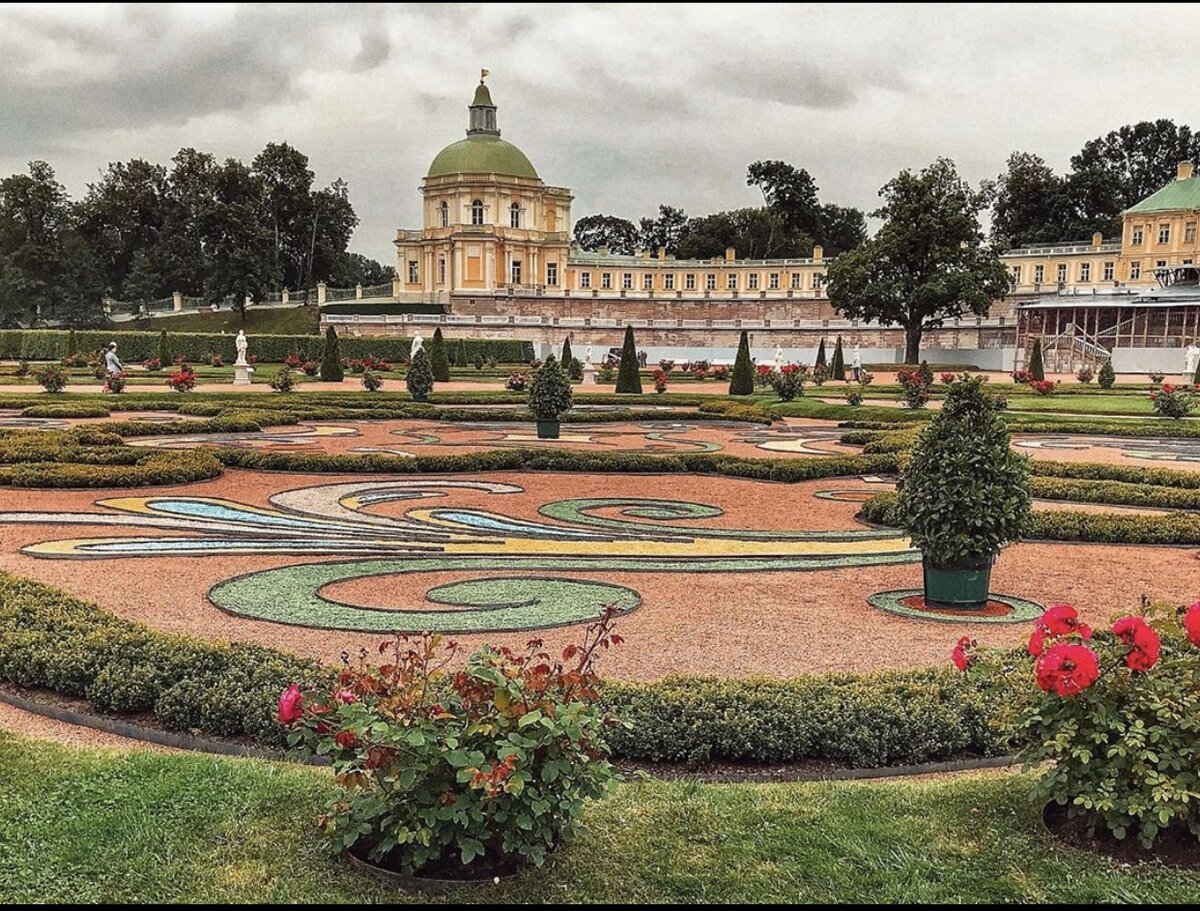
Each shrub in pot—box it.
[270,366,296,393]
[35,364,69,393]
[527,353,572,439]
[1098,359,1115,389]
[405,348,434,402]
[280,611,624,879]
[897,374,1030,608]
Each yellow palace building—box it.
[371,75,1200,372]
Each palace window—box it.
[580,272,591,289]
[643,273,653,291]
[440,201,449,228]
[1132,226,1144,246]
[706,273,716,290]
[408,260,419,283]
[1034,264,1044,284]
[1188,222,1197,243]
[1157,259,1167,269]
[727,274,737,290]
[547,262,558,286]
[813,273,825,289]
[1103,261,1114,281]
[748,273,759,290]
[510,202,521,229]
[471,199,484,225]
[791,273,802,289]
[1130,261,1141,280]
[511,260,522,284]
[1010,265,1021,285]
[1056,263,1068,283]
[769,273,779,289]
[622,272,633,290]
[685,273,696,290]
[438,257,446,285]
[1159,223,1171,244]
[1079,262,1091,282]
[601,272,612,289]
[664,274,675,290]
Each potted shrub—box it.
[897,374,1030,609]
[280,610,624,882]
[527,353,572,439]
[35,364,69,393]
[270,366,295,393]
[361,369,383,392]
[405,347,434,402]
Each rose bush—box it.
[1150,383,1194,419]
[35,364,69,393]
[895,366,931,409]
[768,364,806,402]
[957,600,1200,848]
[103,370,128,395]
[280,608,625,876]
[167,366,197,393]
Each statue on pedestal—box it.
[410,332,424,360]
[773,344,784,372]
[235,330,249,366]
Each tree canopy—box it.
[572,214,639,254]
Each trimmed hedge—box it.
[0,573,1011,767]
[0,329,533,365]
[22,404,112,419]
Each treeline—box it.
[572,160,867,261]
[0,144,393,329]
[989,119,1200,248]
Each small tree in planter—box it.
[320,327,344,382]
[1098,359,1115,389]
[897,374,1030,608]
[614,325,642,394]
[1026,337,1045,381]
[406,348,434,402]
[528,353,572,438]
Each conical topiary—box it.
[406,347,434,400]
[158,330,171,366]
[456,338,468,368]
[615,325,642,394]
[815,338,827,369]
[561,336,574,372]
[1027,337,1045,381]
[528,353,573,420]
[831,335,845,381]
[1098,359,1115,389]
[66,328,78,357]
[729,330,755,395]
[430,327,451,382]
[319,326,344,382]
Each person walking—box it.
[852,345,862,383]
[104,342,123,376]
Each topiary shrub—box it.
[157,330,171,368]
[1098,359,1115,389]
[815,338,827,369]
[406,347,434,400]
[729,330,755,395]
[1026,337,1045,381]
[361,370,384,392]
[831,335,845,381]
[270,367,295,393]
[429,328,451,382]
[528,354,573,419]
[319,327,344,382]
[897,374,1031,568]
[614,325,642,394]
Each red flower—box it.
[1112,616,1161,672]
[1035,642,1100,696]
[951,635,975,672]
[277,684,304,725]
[1185,601,1200,647]
[1027,627,1047,657]
[335,688,356,704]
[1029,604,1092,656]
[334,729,358,750]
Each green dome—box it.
[427,134,538,180]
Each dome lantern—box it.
[425,74,539,179]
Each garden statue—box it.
[774,344,783,372]
[233,330,252,385]
[235,330,249,366]
[410,332,424,360]
[1183,341,1199,382]
[582,344,596,385]
[584,344,593,367]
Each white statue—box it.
[852,345,862,382]
[585,344,593,367]
[410,332,424,359]
[235,330,248,366]
[773,344,784,372]
[1184,342,1200,380]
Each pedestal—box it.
[582,364,596,386]
[233,363,252,386]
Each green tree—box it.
[815,338,827,369]
[528,353,573,419]
[429,327,451,382]
[406,347,434,400]
[615,325,642,394]
[637,205,688,256]
[676,208,809,261]
[988,151,1071,248]
[157,330,171,365]
[572,214,639,254]
[729,330,755,395]
[561,336,574,373]
[826,158,1010,364]
[818,203,867,256]
[75,158,169,297]
[1026,337,1045,381]
[830,336,846,380]
[1098,359,1116,389]
[319,326,343,381]
[747,160,821,237]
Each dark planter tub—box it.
[536,419,560,439]
[922,554,994,609]
[345,842,528,890]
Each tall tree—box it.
[614,325,642,394]
[638,205,688,256]
[826,158,1009,364]
[251,142,316,290]
[988,151,1070,248]
[676,208,810,261]
[747,160,822,237]
[1070,119,1200,214]
[572,214,639,254]
[76,158,170,297]
[155,148,219,295]
[817,203,867,256]
[333,252,394,287]
[205,159,272,311]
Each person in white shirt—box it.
[852,346,862,382]
[104,342,123,375]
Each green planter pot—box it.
[536,419,560,439]
[410,392,428,403]
[922,555,994,610]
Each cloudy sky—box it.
[3,3,1200,264]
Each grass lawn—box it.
[0,735,1196,903]
[1006,394,1161,416]
[141,307,320,335]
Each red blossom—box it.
[1112,616,1161,672]
[334,729,358,750]
[1185,601,1200,647]
[951,635,976,672]
[277,684,304,725]
[1035,642,1100,696]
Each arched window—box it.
[471,199,484,226]
[440,201,448,228]
[510,202,521,228]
